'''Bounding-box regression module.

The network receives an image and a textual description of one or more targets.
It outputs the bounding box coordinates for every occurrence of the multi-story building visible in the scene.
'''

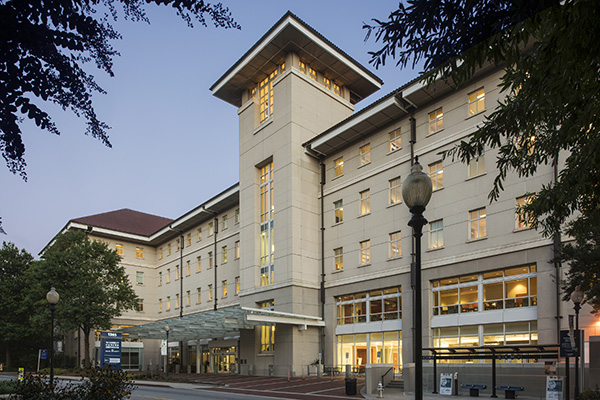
[50,11,597,393]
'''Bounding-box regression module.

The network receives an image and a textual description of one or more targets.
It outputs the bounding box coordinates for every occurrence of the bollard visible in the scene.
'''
[378,380,384,398]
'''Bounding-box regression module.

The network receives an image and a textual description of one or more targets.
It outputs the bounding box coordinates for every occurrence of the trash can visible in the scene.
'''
[345,378,357,395]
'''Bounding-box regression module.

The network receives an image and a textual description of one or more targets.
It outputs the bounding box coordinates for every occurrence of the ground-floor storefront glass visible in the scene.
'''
[336,331,402,373]
[210,346,237,373]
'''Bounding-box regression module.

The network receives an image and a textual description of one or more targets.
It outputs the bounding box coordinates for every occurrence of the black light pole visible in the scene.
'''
[164,324,170,377]
[46,287,60,387]
[402,157,432,400]
[571,286,584,400]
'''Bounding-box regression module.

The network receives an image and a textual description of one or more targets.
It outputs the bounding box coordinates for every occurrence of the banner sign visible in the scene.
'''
[560,330,578,357]
[546,376,564,400]
[440,373,453,395]
[99,331,122,370]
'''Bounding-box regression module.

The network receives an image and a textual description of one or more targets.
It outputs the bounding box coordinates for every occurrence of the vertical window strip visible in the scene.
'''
[260,162,275,286]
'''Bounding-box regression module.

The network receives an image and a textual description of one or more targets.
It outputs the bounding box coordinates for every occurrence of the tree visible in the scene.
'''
[0,242,35,367]
[30,230,138,367]
[365,0,600,312]
[0,0,239,180]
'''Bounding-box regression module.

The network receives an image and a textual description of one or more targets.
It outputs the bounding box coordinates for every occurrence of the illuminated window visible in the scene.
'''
[429,161,444,190]
[469,208,487,240]
[516,195,535,230]
[389,129,401,152]
[116,244,124,255]
[166,269,171,283]
[429,108,443,133]
[359,144,371,166]
[197,287,201,304]
[389,177,402,205]
[259,68,278,122]
[260,162,275,286]
[136,271,144,285]
[175,265,180,280]
[197,256,201,272]
[309,67,317,81]
[235,241,240,259]
[222,280,228,298]
[136,298,144,312]
[208,252,213,268]
[389,231,401,258]
[235,277,240,295]
[259,300,275,352]
[429,220,444,249]
[299,61,307,74]
[175,294,179,309]
[186,290,190,307]
[222,215,228,230]
[360,240,371,265]
[468,88,485,116]
[360,190,370,215]
[159,247,163,259]
[197,228,202,241]
[334,247,343,271]
[323,77,331,90]
[208,222,214,236]
[167,296,171,311]
[222,245,228,264]
[208,284,213,301]
[336,287,401,325]
[159,298,162,313]
[167,243,171,256]
[135,247,143,258]
[186,260,191,276]
[334,157,344,177]
[333,83,341,96]
[334,200,343,223]
[468,153,486,177]
[187,233,191,246]
[235,208,240,224]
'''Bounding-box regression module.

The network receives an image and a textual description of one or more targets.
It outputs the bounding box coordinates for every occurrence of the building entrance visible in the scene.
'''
[210,346,237,373]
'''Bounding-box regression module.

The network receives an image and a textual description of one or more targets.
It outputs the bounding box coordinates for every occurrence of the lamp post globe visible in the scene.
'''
[46,287,59,387]
[571,286,584,400]
[402,157,432,400]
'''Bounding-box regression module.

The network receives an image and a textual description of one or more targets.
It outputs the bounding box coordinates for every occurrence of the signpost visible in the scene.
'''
[440,373,453,395]
[37,349,48,372]
[99,331,122,370]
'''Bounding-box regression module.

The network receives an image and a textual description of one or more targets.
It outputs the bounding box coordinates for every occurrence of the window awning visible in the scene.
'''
[119,306,324,342]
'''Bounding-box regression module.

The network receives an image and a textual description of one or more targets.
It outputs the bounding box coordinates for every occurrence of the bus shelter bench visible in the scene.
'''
[496,386,524,399]
[461,384,487,397]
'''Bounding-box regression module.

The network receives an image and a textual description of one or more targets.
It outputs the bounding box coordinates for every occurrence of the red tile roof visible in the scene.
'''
[71,208,173,236]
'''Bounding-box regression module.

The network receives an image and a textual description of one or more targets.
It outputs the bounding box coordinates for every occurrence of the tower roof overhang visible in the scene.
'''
[210,11,382,107]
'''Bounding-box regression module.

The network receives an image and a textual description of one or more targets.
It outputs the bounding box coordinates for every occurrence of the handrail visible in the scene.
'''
[381,366,394,385]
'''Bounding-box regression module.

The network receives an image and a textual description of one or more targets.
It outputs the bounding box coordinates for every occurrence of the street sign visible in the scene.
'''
[40,349,47,360]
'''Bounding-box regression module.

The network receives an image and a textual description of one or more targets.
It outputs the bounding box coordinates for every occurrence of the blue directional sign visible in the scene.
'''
[40,349,47,360]
[99,331,122,370]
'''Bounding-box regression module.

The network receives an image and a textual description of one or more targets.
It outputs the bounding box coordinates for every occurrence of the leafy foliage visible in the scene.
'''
[366,0,600,312]
[0,0,239,180]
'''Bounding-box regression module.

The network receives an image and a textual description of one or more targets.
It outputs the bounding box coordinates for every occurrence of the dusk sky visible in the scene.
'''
[2,1,422,256]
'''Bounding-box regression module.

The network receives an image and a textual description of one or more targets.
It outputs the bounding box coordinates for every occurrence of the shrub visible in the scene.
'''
[0,380,16,394]
[579,388,600,400]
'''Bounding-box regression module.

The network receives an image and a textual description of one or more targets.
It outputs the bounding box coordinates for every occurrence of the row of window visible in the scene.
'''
[336,287,402,325]
[115,244,144,258]
[157,277,241,313]
[298,61,342,96]
[332,87,486,179]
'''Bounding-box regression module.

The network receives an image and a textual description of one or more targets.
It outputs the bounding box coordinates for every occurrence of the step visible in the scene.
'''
[387,379,404,389]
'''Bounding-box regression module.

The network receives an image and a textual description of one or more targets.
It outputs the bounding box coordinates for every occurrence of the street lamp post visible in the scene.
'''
[164,324,170,377]
[402,157,432,400]
[571,286,584,400]
[46,287,60,387]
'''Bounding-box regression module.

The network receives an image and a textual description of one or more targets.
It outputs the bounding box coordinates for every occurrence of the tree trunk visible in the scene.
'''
[83,327,91,368]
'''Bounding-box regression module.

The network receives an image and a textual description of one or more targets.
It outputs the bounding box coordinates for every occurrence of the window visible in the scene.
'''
[116,244,124,255]
[429,108,443,133]
[309,67,317,81]
[136,271,144,285]
[222,280,228,298]
[336,287,401,325]
[334,200,343,223]
[186,290,190,307]
[135,247,143,258]
[222,215,228,231]
[197,256,201,272]
[208,284,213,301]
[516,195,534,230]
[469,208,487,239]
[187,233,191,246]
[259,300,275,352]
[389,177,402,205]
[176,240,180,252]
[159,271,163,286]
[175,294,179,309]
[208,251,213,268]
[389,129,401,152]
[167,243,171,256]
[333,83,341,96]
[166,269,171,283]
[429,161,443,190]
[234,240,240,259]
[159,247,163,259]
[136,298,144,312]
[334,157,344,177]
[468,153,486,177]
[260,162,275,286]
[196,287,201,304]
[360,190,370,215]
[359,144,371,166]
[299,61,307,74]
[235,277,240,295]
[167,296,171,311]
[334,247,343,271]
[222,246,228,264]
[323,77,331,90]
[429,220,444,249]
[389,231,401,258]
[186,260,191,276]
[235,208,240,224]
[197,228,202,241]
[259,68,278,122]
[468,88,485,116]
[175,265,180,280]
[159,298,163,313]
[360,240,371,265]
[208,221,214,236]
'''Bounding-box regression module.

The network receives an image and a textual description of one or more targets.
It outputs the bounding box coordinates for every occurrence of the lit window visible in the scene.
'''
[235,241,240,259]
[360,190,370,215]
[136,298,143,312]
[176,240,180,252]
[167,243,171,256]
[429,220,444,249]
[159,247,163,259]
[159,298,163,313]
[468,88,485,116]
[186,290,190,307]
[389,231,401,258]
[334,247,343,271]
[208,251,213,268]
[197,288,201,304]
[222,215,228,230]
[197,256,201,272]
[235,277,240,295]
[135,247,143,258]
[222,246,228,264]
[259,300,275,352]
[359,144,371,166]
[136,271,144,285]
[249,87,256,99]
[429,108,443,133]
[334,157,344,177]
[166,269,171,283]
[323,77,331,89]
[333,83,341,96]
[259,68,278,122]
[389,129,401,152]
[116,244,124,255]
[235,208,240,224]
[334,200,343,224]
[516,195,535,230]
[389,177,402,205]
[222,280,228,298]
[336,287,401,325]
[197,228,202,241]
[175,265,179,280]
[186,260,191,276]
[260,162,275,286]
[175,294,179,309]
[360,240,371,265]
[469,208,487,239]
[167,296,171,311]
[208,284,213,301]
[429,161,444,190]
[299,61,306,74]
[187,233,191,246]
[158,271,163,286]
[208,222,214,236]
[468,153,486,177]
[309,67,317,81]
